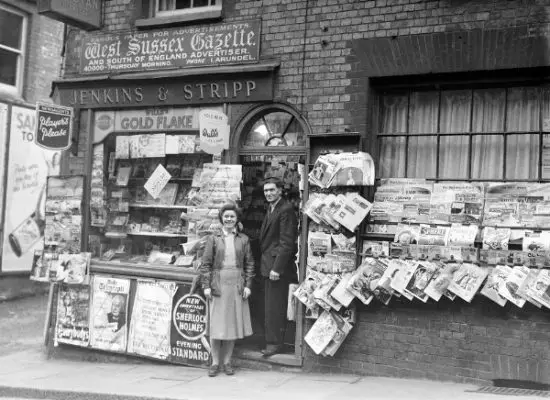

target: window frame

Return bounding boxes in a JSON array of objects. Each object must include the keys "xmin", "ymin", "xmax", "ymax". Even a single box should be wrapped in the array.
[
  {"xmin": 155, "ymin": 0, "xmax": 221, "ymax": 18},
  {"xmin": 0, "ymin": 3, "xmax": 27, "ymax": 97},
  {"xmin": 373, "ymin": 77, "xmax": 550, "ymax": 183},
  {"xmin": 136, "ymin": 0, "xmax": 223, "ymax": 28}
]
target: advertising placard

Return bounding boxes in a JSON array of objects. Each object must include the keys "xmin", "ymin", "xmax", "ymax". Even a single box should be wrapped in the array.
[
  {"xmin": 55, "ymin": 283, "xmax": 91, "ymax": 347},
  {"xmin": 199, "ymin": 109, "xmax": 229, "ymax": 155},
  {"xmin": 1, "ymin": 105, "xmax": 61, "ymax": 273},
  {"xmin": 128, "ymin": 280, "xmax": 176, "ymax": 360},
  {"xmin": 90, "ymin": 275, "xmax": 131, "ymax": 352},
  {"xmin": 35, "ymin": 102, "xmax": 73, "ymax": 151},
  {"xmin": 170, "ymin": 285, "xmax": 210, "ymax": 366},
  {"xmin": 80, "ymin": 20, "xmax": 261, "ymax": 75}
]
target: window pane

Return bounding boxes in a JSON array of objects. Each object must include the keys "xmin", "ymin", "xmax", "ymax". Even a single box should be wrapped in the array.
[
  {"xmin": 264, "ymin": 112, "xmax": 292, "ymax": 136},
  {"xmin": 193, "ymin": 0, "xmax": 211, "ymax": 6},
  {"xmin": 439, "ymin": 136, "xmax": 470, "ymax": 179},
  {"xmin": 472, "ymin": 89, "xmax": 505, "ymax": 132},
  {"xmin": 440, "ymin": 90, "xmax": 471, "ymax": 134},
  {"xmin": 379, "ymin": 137, "xmax": 406, "ymax": 178},
  {"xmin": 242, "ymin": 119, "xmax": 269, "ymax": 148},
  {"xmin": 0, "ymin": 8, "xmax": 23, "ymax": 49},
  {"xmin": 408, "ymin": 137, "xmax": 436, "ymax": 178},
  {"xmin": 409, "ymin": 91, "xmax": 438, "ymax": 134},
  {"xmin": 282, "ymin": 119, "xmax": 305, "ymax": 146},
  {"xmin": 0, "ymin": 48, "xmax": 17, "ymax": 86},
  {"xmin": 506, "ymin": 87, "xmax": 540, "ymax": 132},
  {"xmin": 175, "ymin": 0, "xmax": 192, "ymax": 9},
  {"xmin": 380, "ymin": 94, "xmax": 408, "ymax": 134},
  {"xmin": 506, "ymin": 134, "xmax": 539, "ymax": 179},
  {"xmin": 541, "ymin": 88, "xmax": 550, "ymax": 132},
  {"xmin": 472, "ymin": 135, "xmax": 504, "ymax": 179},
  {"xmin": 242, "ymin": 111, "xmax": 304, "ymax": 148}
]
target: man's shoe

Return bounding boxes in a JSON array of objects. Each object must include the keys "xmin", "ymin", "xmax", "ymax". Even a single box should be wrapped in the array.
[
  {"xmin": 223, "ymin": 363, "xmax": 235, "ymax": 375},
  {"xmin": 208, "ymin": 364, "xmax": 219, "ymax": 377},
  {"xmin": 261, "ymin": 345, "xmax": 283, "ymax": 357}
]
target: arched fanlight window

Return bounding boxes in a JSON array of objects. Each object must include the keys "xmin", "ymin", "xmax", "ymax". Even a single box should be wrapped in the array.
[{"xmin": 241, "ymin": 110, "xmax": 306, "ymax": 148}]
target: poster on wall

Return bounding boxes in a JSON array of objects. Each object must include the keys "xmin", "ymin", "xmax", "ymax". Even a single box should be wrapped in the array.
[
  {"xmin": 170, "ymin": 285, "xmax": 210, "ymax": 367},
  {"xmin": 90, "ymin": 275, "xmax": 131, "ymax": 352},
  {"xmin": 128, "ymin": 280, "xmax": 176, "ymax": 360},
  {"xmin": 55, "ymin": 283, "xmax": 91, "ymax": 347},
  {"xmin": 35, "ymin": 102, "xmax": 73, "ymax": 151},
  {"xmin": 1, "ymin": 105, "xmax": 61, "ymax": 273}
]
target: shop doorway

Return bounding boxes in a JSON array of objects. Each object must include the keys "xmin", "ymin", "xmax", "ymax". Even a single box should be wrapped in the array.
[{"xmin": 231, "ymin": 103, "xmax": 310, "ymax": 359}]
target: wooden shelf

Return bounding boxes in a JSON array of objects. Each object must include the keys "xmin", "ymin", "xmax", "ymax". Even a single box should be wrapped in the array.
[
  {"xmin": 129, "ymin": 204, "xmax": 187, "ymax": 209},
  {"xmin": 127, "ymin": 232, "xmax": 187, "ymax": 238}
]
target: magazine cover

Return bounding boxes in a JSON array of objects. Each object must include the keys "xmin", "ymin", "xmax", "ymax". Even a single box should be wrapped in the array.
[
  {"xmin": 128, "ymin": 280, "xmax": 176, "ymax": 360},
  {"xmin": 522, "ymin": 231, "xmax": 550, "ymax": 252},
  {"xmin": 394, "ymin": 223, "xmax": 420, "ymax": 245},
  {"xmin": 417, "ymin": 224, "xmax": 449, "ymax": 246},
  {"xmin": 498, "ymin": 266, "xmax": 529, "ymax": 308},
  {"xmin": 345, "ymin": 258, "xmax": 385, "ymax": 305},
  {"xmin": 482, "ymin": 227, "xmax": 511, "ymax": 250},
  {"xmin": 525, "ymin": 269, "xmax": 550, "ymax": 309},
  {"xmin": 447, "ymin": 224, "xmax": 479, "ymax": 247},
  {"xmin": 312, "ymin": 274, "xmax": 342, "ymax": 311},
  {"xmin": 371, "ymin": 181, "xmax": 432, "ymax": 223},
  {"xmin": 308, "ymin": 154, "xmax": 339, "ymax": 188},
  {"xmin": 55, "ymin": 252, "xmax": 91, "ymax": 284},
  {"xmin": 293, "ymin": 270, "xmax": 323, "ymax": 310},
  {"xmin": 516, "ymin": 268, "xmax": 543, "ymax": 308},
  {"xmin": 447, "ymin": 263, "xmax": 489, "ymax": 302},
  {"xmin": 90, "ymin": 275, "xmax": 131, "ymax": 352},
  {"xmin": 330, "ymin": 152, "xmax": 375, "ymax": 187},
  {"xmin": 389, "ymin": 259, "xmax": 416, "ymax": 300},
  {"xmin": 304, "ymin": 310, "xmax": 338, "ymax": 355},
  {"xmin": 308, "ymin": 231, "xmax": 332, "ymax": 258},
  {"xmin": 320, "ymin": 194, "xmax": 343, "ymax": 230},
  {"xmin": 321, "ymin": 312, "xmax": 353, "ymax": 357},
  {"xmin": 55, "ymin": 283, "xmax": 91, "ymax": 347},
  {"xmin": 424, "ymin": 263, "xmax": 460, "ymax": 301},
  {"xmin": 404, "ymin": 260, "xmax": 440, "ymax": 302},
  {"xmin": 331, "ymin": 193, "xmax": 373, "ymax": 232},
  {"xmin": 480, "ymin": 266, "xmax": 509, "ymax": 306},
  {"xmin": 362, "ymin": 240, "xmax": 389, "ymax": 258},
  {"xmin": 330, "ymin": 273, "xmax": 355, "ymax": 308}
]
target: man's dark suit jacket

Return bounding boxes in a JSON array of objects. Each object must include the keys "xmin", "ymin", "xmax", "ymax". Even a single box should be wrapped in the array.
[{"xmin": 259, "ymin": 199, "xmax": 298, "ymax": 282}]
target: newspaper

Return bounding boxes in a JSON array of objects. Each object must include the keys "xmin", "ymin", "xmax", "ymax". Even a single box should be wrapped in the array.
[
  {"xmin": 90, "ymin": 276, "xmax": 131, "ymax": 352},
  {"xmin": 370, "ymin": 181, "xmax": 432, "ymax": 223},
  {"xmin": 55, "ymin": 283, "xmax": 90, "ymax": 347},
  {"xmin": 128, "ymin": 280, "xmax": 177, "ymax": 360},
  {"xmin": 330, "ymin": 152, "xmax": 375, "ymax": 186},
  {"xmin": 331, "ymin": 193, "xmax": 372, "ymax": 232},
  {"xmin": 429, "ymin": 182, "xmax": 484, "ymax": 224}
]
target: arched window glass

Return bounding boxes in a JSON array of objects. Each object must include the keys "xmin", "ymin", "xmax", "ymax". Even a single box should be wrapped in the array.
[{"xmin": 242, "ymin": 110, "xmax": 306, "ymax": 148}]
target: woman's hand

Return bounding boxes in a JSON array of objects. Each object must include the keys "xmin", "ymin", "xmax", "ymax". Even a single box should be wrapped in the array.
[
  {"xmin": 204, "ymin": 288, "xmax": 212, "ymax": 300},
  {"xmin": 242, "ymin": 287, "xmax": 251, "ymax": 300}
]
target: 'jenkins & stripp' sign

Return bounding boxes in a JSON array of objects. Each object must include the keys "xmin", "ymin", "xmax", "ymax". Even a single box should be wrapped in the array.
[{"xmin": 80, "ymin": 19, "xmax": 261, "ymax": 75}]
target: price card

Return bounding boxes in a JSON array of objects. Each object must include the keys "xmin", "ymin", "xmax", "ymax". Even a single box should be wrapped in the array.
[{"xmin": 144, "ymin": 164, "xmax": 172, "ymax": 199}]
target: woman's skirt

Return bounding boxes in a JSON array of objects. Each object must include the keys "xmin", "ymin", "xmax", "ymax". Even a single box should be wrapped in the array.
[{"xmin": 209, "ymin": 265, "xmax": 253, "ymax": 340}]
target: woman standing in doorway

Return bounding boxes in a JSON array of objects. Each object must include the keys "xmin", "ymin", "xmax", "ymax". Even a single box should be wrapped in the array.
[{"xmin": 200, "ymin": 203, "xmax": 255, "ymax": 377}]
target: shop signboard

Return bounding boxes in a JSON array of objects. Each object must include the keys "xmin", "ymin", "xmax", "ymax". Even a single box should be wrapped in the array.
[
  {"xmin": 170, "ymin": 285, "xmax": 210, "ymax": 366},
  {"xmin": 38, "ymin": 0, "xmax": 101, "ymax": 30},
  {"xmin": 57, "ymin": 75, "xmax": 273, "ymax": 109},
  {"xmin": 80, "ymin": 19, "xmax": 261, "ymax": 75},
  {"xmin": 128, "ymin": 280, "xmax": 176, "ymax": 360},
  {"xmin": 35, "ymin": 102, "xmax": 73, "ymax": 151},
  {"xmin": 1, "ymin": 105, "xmax": 61, "ymax": 273}
]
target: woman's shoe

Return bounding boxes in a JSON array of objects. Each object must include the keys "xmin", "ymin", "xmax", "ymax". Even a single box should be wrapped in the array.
[
  {"xmin": 208, "ymin": 364, "xmax": 219, "ymax": 377},
  {"xmin": 223, "ymin": 363, "xmax": 234, "ymax": 375}
]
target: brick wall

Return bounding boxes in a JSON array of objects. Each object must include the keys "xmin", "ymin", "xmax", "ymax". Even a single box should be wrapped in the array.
[{"xmin": 59, "ymin": 0, "xmax": 550, "ymax": 384}]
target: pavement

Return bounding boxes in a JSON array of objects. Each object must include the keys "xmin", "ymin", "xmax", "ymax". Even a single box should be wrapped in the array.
[{"xmin": 0, "ymin": 346, "xmax": 546, "ymax": 400}]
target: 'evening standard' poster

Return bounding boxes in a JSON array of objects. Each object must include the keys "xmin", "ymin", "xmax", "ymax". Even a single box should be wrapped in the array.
[
  {"xmin": 55, "ymin": 283, "xmax": 90, "ymax": 347},
  {"xmin": 170, "ymin": 285, "xmax": 210, "ymax": 367},
  {"xmin": 90, "ymin": 275, "xmax": 131, "ymax": 352},
  {"xmin": 128, "ymin": 279, "xmax": 176, "ymax": 360}
]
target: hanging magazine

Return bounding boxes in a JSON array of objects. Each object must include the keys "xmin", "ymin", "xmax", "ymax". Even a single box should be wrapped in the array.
[
  {"xmin": 447, "ymin": 263, "xmax": 489, "ymax": 302},
  {"xmin": 498, "ymin": 266, "xmax": 529, "ymax": 308},
  {"xmin": 480, "ymin": 266, "xmax": 509, "ymax": 307}
]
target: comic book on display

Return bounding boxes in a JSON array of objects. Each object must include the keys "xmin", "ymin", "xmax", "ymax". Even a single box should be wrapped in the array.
[
  {"xmin": 331, "ymin": 193, "xmax": 373, "ymax": 232},
  {"xmin": 362, "ymin": 240, "xmax": 390, "ymax": 258},
  {"xmin": 480, "ymin": 266, "xmax": 509, "ymax": 307},
  {"xmin": 482, "ymin": 227, "xmax": 511, "ymax": 250},
  {"xmin": 53, "ymin": 253, "xmax": 91, "ymax": 284},
  {"xmin": 55, "ymin": 283, "xmax": 91, "ymax": 347},
  {"xmin": 404, "ymin": 260, "xmax": 440, "ymax": 302},
  {"xmin": 525, "ymin": 269, "xmax": 550, "ymax": 309},
  {"xmin": 90, "ymin": 276, "xmax": 131, "ymax": 353},
  {"xmin": 321, "ymin": 312, "xmax": 353, "ymax": 357},
  {"xmin": 497, "ymin": 265, "xmax": 529, "ymax": 308},
  {"xmin": 429, "ymin": 182, "xmax": 484, "ymax": 225},
  {"xmin": 304, "ymin": 311, "xmax": 340, "ymax": 355},
  {"xmin": 447, "ymin": 263, "xmax": 489, "ymax": 302},
  {"xmin": 447, "ymin": 224, "xmax": 478, "ymax": 247},
  {"xmin": 516, "ymin": 268, "xmax": 543, "ymax": 307},
  {"xmin": 423, "ymin": 263, "xmax": 461, "ymax": 301},
  {"xmin": 369, "ymin": 180, "xmax": 432, "ymax": 224},
  {"xmin": 312, "ymin": 274, "xmax": 342, "ymax": 311},
  {"xmin": 346, "ymin": 257, "xmax": 389, "ymax": 305}
]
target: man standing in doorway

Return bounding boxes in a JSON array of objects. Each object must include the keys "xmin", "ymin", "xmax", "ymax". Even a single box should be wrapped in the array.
[{"xmin": 259, "ymin": 177, "xmax": 298, "ymax": 357}]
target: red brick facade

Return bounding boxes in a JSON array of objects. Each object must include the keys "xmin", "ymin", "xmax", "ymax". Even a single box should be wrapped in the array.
[{"xmin": 60, "ymin": 0, "xmax": 550, "ymax": 385}]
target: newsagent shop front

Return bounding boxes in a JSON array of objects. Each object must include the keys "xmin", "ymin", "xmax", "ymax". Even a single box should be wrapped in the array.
[{"xmin": 39, "ymin": 62, "xmax": 317, "ymax": 367}]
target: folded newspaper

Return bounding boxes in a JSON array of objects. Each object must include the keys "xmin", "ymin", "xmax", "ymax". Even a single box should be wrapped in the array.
[{"xmin": 308, "ymin": 152, "xmax": 375, "ymax": 188}]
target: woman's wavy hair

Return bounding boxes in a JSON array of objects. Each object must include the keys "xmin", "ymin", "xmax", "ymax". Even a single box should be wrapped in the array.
[{"xmin": 218, "ymin": 202, "xmax": 243, "ymax": 224}]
